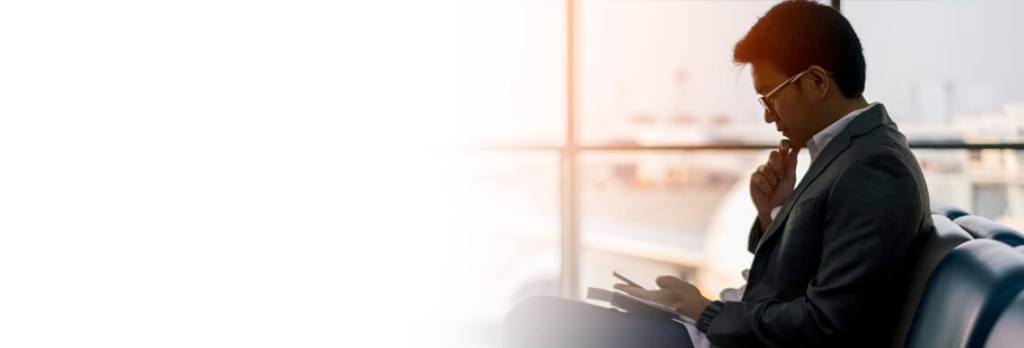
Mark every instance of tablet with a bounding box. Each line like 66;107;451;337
586;287;696;325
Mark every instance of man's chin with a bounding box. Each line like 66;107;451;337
782;135;808;148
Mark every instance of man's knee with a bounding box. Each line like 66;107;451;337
503;296;574;346
504;296;565;329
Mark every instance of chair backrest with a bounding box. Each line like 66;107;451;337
905;239;1024;348
932;202;970;220
983;291;1024;348
891;215;972;348
954;215;1024;247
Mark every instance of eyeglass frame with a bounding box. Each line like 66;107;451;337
757;67;833;115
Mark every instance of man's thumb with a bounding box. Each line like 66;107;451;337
787;147;801;173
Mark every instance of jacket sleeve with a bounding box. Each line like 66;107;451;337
700;153;922;347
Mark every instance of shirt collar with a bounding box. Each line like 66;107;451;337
806;102;880;162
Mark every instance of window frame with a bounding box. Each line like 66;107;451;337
489;0;1024;298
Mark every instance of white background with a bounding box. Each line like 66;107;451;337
0;1;467;346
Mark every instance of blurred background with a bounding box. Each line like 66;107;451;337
2;0;1021;346
458;0;1024;346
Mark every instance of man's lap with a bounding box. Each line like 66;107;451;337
502;296;694;348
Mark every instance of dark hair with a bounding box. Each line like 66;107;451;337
734;0;865;98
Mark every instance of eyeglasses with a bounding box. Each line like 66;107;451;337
757;68;831;115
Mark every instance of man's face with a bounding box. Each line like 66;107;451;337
750;62;818;147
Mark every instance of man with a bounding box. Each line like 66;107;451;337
504;1;932;347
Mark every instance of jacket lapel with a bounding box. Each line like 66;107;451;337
753;104;892;254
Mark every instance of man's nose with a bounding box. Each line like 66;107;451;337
764;109;777;124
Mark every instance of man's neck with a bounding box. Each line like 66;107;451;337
799;96;870;147
823;96;870;126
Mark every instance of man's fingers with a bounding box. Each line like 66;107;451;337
768;151;785;179
755;173;772;194
780;140;794;160
787;147;801;173
752;172;772;194
757;165;777;186
656;275;688;290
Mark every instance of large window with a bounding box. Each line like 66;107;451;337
579;1;782;146
844;0;1024;226
461;1;1024;343
461;0;566;146
458;1;567;339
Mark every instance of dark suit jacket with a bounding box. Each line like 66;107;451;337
703;104;934;347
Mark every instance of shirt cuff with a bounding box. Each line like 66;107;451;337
769;205;783;220
696;300;724;333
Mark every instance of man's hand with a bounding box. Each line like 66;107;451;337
613;275;711;320
750;140;801;229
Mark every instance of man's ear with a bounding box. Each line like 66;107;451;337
808;65;830;101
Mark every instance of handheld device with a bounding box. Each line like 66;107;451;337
586;287;696;325
613;270;646;289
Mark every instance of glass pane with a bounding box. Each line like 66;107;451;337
579;150;810;296
578;148;1024;300
456;151;560;345
917;149;1024;230
461;0;566;146
578;1;791;146
845;1;1024;143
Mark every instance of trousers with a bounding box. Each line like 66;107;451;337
502;296;695;348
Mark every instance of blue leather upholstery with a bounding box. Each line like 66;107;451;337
905;239;1024;348
892;215;973;348
984;291;1024;348
954;215;1024;247
932;202;970;220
